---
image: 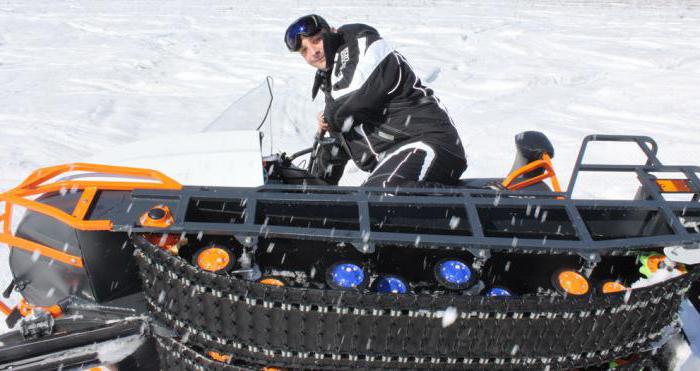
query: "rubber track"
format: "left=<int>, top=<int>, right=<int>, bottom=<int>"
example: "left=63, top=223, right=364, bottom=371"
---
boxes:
left=136, top=244, right=698, bottom=370
left=155, top=336, right=663, bottom=371
left=157, top=336, right=255, bottom=371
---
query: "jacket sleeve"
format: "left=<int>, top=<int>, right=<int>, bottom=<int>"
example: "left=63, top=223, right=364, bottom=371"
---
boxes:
left=309, top=137, right=350, bottom=185
left=324, top=27, right=403, bottom=132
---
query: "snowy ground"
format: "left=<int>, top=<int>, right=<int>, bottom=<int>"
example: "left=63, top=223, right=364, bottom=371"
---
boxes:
left=1, top=0, right=699, bottom=365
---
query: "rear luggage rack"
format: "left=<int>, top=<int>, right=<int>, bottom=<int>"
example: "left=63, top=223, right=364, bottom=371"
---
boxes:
left=0, top=163, right=181, bottom=268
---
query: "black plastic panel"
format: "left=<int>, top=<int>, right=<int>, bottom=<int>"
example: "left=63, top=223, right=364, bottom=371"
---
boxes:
left=11, top=191, right=139, bottom=306
left=477, top=206, right=578, bottom=240
left=578, top=207, right=674, bottom=240
left=369, top=204, right=471, bottom=236
left=78, top=230, right=139, bottom=303
left=185, top=198, right=245, bottom=224
left=255, top=201, right=360, bottom=230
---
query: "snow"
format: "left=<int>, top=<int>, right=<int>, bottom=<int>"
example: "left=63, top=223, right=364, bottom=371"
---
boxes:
left=96, top=334, right=146, bottom=364
left=1, top=0, right=699, bottom=361
left=630, top=266, right=684, bottom=289
left=440, top=306, right=458, bottom=328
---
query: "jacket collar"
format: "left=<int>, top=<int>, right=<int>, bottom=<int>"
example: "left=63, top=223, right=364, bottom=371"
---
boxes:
left=311, top=31, right=344, bottom=100
left=322, top=31, right=344, bottom=72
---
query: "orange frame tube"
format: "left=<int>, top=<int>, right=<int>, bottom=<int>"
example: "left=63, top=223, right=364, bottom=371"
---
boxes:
left=0, top=163, right=181, bottom=269
left=17, top=298, right=63, bottom=318
left=0, top=300, right=11, bottom=316
left=502, top=153, right=562, bottom=193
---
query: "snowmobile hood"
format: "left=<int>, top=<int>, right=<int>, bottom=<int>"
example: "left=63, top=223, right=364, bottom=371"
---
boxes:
left=88, top=130, right=264, bottom=187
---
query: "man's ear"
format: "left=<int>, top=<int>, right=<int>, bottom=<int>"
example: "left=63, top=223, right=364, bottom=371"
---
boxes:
left=331, top=27, right=337, bottom=32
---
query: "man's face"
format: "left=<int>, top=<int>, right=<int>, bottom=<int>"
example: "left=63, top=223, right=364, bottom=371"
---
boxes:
left=299, top=33, right=326, bottom=70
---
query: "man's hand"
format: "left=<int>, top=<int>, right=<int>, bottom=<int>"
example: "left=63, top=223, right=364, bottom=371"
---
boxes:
left=317, top=111, right=329, bottom=136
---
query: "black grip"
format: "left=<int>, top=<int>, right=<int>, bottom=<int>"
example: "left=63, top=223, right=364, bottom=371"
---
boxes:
left=5, top=307, right=22, bottom=329
left=3, top=280, right=15, bottom=299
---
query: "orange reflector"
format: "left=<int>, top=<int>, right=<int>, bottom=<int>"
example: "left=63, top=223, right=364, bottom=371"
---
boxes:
left=555, top=270, right=590, bottom=296
left=139, top=205, right=174, bottom=228
left=207, top=350, right=232, bottom=363
left=196, top=247, right=231, bottom=272
left=602, top=281, right=627, bottom=294
left=656, top=179, right=692, bottom=193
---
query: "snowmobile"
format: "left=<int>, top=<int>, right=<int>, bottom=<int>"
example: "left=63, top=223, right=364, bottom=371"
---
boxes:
left=1, top=78, right=699, bottom=370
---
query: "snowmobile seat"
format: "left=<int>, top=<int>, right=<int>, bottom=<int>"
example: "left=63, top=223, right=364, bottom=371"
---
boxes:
left=456, top=131, right=556, bottom=192
left=457, top=178, right=503, bottom=189
left=510, top=131, right=555, bottom=177
left=457, top=177, right=551, bottom=192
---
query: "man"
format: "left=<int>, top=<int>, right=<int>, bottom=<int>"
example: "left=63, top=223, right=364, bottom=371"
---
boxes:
left=284, top=14, right=467, bottom=187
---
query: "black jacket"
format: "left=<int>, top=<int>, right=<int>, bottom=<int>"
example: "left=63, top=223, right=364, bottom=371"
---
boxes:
left=314, top=24, right=466, bottom=178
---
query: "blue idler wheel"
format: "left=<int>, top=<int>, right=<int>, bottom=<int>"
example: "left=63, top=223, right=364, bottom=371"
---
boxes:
left=433, top=259, right=476, bottom=290
left=373, top=275, right=409, bottom=294
left=326, top=262, right=367, bottom=290
left=486, top=287, right=513, bottom=297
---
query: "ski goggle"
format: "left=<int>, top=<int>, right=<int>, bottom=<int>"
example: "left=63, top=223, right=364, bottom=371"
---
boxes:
left=284, top=15, right=326, bottom=52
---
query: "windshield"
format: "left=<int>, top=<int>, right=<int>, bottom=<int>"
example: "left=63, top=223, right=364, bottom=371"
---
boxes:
left=199, top=76, right=323, bottom=163
left=203, top=76, right=274, bottom=133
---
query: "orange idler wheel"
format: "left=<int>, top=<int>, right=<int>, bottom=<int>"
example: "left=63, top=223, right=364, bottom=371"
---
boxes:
left=553, top=269, right=591, bottom=296
left=193, top=246, right=234, bottom=273
left=646, top=255, right=666, bottom=272
left=601, top=281, right=627, bottom=294
left=207, top=350, right=232, bottom=363
left=259, top=277, right=285, bottom=287
left=145, top=233, right=181, bottom=248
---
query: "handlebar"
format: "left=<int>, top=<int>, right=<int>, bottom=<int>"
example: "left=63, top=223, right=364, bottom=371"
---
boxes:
left=288, top=147, right=313, bottom=162
left=285, top=133, right=338, bottom=172
left=307, top=133, right=322, bottom=173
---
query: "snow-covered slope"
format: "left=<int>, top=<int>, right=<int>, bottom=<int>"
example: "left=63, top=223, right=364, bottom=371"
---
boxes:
left=1, top=0, right=699, bottom=364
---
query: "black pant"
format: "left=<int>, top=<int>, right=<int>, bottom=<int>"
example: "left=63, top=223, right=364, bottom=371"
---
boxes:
left=363, top=141, right=466, bottom=187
